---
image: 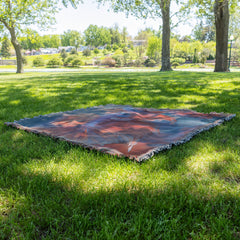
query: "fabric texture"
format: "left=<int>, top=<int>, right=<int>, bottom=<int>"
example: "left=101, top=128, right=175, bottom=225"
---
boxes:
left=5, top=105, right=235, bottom=162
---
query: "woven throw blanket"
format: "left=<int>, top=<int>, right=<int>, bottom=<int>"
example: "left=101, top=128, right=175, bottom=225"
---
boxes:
left=5, top=105, right=235, bottom=162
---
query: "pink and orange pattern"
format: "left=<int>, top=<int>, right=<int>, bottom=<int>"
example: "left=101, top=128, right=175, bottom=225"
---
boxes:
left=5, top=105, right=235, bottom=161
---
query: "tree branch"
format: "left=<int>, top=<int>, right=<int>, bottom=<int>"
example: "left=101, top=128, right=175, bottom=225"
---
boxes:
left=0, top=17, right=11, bottom=30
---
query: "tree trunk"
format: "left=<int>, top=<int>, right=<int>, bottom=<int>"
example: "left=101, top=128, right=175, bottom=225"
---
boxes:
left=9, top=27, right=24, bottom=73
left=214, top=0, right=229, bottom=72
left=160, top=0, right=172, bottom=71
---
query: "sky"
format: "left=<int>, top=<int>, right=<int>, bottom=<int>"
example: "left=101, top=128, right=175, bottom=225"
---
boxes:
left=40, top=1, right=195, bottom=37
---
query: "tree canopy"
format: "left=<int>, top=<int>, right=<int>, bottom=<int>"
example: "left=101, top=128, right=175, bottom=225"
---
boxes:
left=229, top=5, right=240, bottom=40
left=0, top=36, right=11, bottom=59
left=84, top=25, right=111, bottom=47
left=61, top=30, right=83, bottom=49
left=0, top=0, right=59, bottom=30
left=0, top=0, right=82, bottom=73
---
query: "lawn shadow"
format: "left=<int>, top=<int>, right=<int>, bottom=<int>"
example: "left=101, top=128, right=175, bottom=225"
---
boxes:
left=1, top=152, right=240, bottom=239
left=1, top=71, right=240, bottom=239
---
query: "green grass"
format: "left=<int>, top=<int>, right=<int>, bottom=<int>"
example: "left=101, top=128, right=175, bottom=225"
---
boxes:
left=0, top=65, right=17, bottom=69
left=176, top=63, right=215, bottom=69
left=0, top=71, right=239, bottom=239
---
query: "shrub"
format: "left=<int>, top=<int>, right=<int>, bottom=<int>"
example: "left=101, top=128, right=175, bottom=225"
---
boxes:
left=147, top=36, right=161, bottom=62
left=129, top=43, right=134, bottom=50
left=102, top=57, right=116, bottom=67
left=122, top=47, right=128, bottom=53
left=208, top=54, right=215, bottom=60
left=144, top=58, right=156, bottom=67
left=133, top=58, right=143, bottom=67
left=123, top=53, right=130, bottom=67
left=70, top=48, right=78, bottom=55
left=170, top=58, right=185, bottom=65
left=126, top=60, right=134, bottom=67
left=71, top=57, right=83, bottom=67
left=64, top=56, right=83, bottom=67
left=232, top=48, right=240, bottom=62
left=106, top=45, right=112, bottom=51
left=103, top=49, right=108, bottom=55
left=60, top=49, right=68, bottom=60
left=173, top=50, right=187, bottom=59
left=64, top=56, right=75, bottom=66
left=82, top=49, right=91, bottom=57
left=94, top=58, right=101, bottom=66
left=193, top=49, right=199, bottom=63
left=112, top=44, right=119, bottom=51
left=114, top=49, right=124, bottom=55
left=112, top=55, right=123, bottom=67
left=120, top=43, right=126, bottom=48
left=22, top=56, right=28, bottom=65
left=94, top=48, right=99, bottom=54
left=47, top=57, right=62, bottom=68
left=171, top=62, right=180, bottom=68
left=33, top=56, right=45, bottom=67
left=193, top=54, right=199, bottom=63
left=200, top=56, right=207, bottom=64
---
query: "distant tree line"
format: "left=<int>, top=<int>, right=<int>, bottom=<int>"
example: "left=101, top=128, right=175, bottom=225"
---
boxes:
left=13, top=25, right=130, bottom=52
left=0, top=0, right=239, bottom=73
left=0, top=22, right=230, bottom=53
left=2, top=26, right=240, bottom=67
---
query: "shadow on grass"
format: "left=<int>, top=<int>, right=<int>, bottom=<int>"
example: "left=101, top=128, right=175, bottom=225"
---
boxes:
left=1, top=72, right=238, bottom=117
left=1, top=148, right=240, bottom=239
left=0, top=71, right=240, bottom=239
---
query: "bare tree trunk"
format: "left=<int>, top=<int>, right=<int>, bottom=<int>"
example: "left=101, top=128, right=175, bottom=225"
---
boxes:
left=9, top=27, right=24, bottom=73
left=214, top=0, right=229, bottom=72
left=160, top=0, right=172, bottom=71
left=0, top=17, right=24, bottom=73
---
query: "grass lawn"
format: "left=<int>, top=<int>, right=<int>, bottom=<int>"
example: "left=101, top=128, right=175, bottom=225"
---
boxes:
left=0, top=71, right=239, bottom=239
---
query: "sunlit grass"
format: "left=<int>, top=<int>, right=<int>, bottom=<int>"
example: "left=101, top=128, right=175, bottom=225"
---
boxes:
left=0, top=71, right=239, bottom=239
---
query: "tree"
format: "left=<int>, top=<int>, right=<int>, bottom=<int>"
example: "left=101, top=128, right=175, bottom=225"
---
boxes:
left=96, top=0, right=177, bottom=71
left=40, top=34, right=61, bottom=48
left=1, top=36, right=11, bottom=59
left=0, top=0, right=82, bottom=73
left=60, top=49, right=68, bottom=60
left=134, top=28, right=154, bottom=44
left=229, top=5, right=240, bottom=40
left=0, top=0, right=60, bottom=73
left=159, top=0, right=172, bottom=71
left=188, top=0, right=239, bottom=72
left=84, top=25, right=111, bottom=47
left=146, top=36, right=162, bottom=63
left=214, top=0, right=229, bottom=71
left=121, top=27, right=128, bottom=44
left=109, top=24, right=121, bottom=45
left=20, top=29, right=42, bottom=51
left=180, top=35, right=193, bottom=42
left=193, top=21, right=215, bottom=42
left=61, top=30, right=83, bottom=49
